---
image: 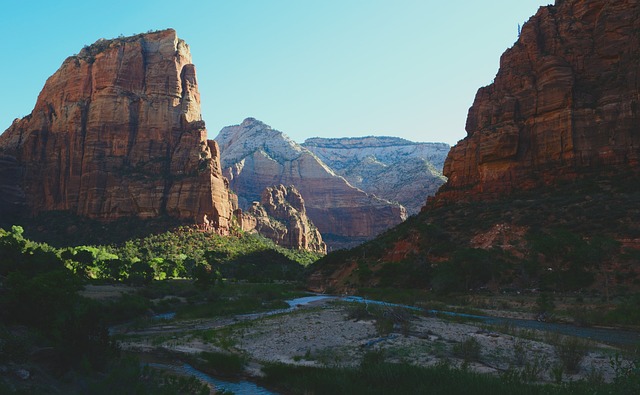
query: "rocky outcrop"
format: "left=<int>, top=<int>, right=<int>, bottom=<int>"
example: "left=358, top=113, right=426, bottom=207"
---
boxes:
left=0, top=30, right=237, bottom=233
left=431, top=0, right=640, bottom=206
left=242, top=185, right=326, bottom=253
left=303, top=137, right=449, bottom=215
left=215, top=118, right=407, bottom=249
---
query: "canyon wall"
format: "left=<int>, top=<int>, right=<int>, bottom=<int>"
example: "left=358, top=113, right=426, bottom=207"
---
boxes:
left=0, top=29, right=237, bottom=233
left=431, top=0, right=640, bottom=206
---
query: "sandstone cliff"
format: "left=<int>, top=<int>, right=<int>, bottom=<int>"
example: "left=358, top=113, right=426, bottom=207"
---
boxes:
left=242, top=185, right=326, bottom=253
left=431, top=0, right=640, bottom=206
left=0, top=30, right=237, bottom=233
left=303, top=137, right=448, bottom=215
left=309, top=0, right=640, bottom=294
left=215, top=118, right=407, bottom=249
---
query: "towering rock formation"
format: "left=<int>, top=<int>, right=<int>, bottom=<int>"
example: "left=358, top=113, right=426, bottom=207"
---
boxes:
left=0, top=29, right=237, bottom=233
left=243, top=185, right=326, bottom=253
left=303, top=137, right=449, bottom=215
left=432, top=0, right=640, bottom=206
left=215, top=118, right=407, bottom=249
left=309, top=0, right=640, bottom=293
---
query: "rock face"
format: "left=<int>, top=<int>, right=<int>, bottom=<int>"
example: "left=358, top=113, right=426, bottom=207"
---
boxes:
left=432, top=0, right=640, bottom=206
left=215, top=118, right=407, bottom=249
left=303, top=137, right=449, bottom=215
left=243, top=185, right=326, bottom=253
left=0, top=155, right=26, bottom=229
left=0, top=30, right=237, bottom=233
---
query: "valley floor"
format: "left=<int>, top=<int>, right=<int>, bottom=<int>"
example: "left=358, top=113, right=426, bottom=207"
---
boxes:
left=116, top=295, right=633, bottom=388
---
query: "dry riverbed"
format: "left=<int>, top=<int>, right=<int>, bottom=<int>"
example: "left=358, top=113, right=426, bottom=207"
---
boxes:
left=117, top=298, right=634, bottom=385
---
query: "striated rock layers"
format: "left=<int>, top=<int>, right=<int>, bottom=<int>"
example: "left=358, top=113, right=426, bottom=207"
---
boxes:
left=243, top=185, right=326, bottom=254
left=303, top=137, right=449, bottom=215
left=432, top=0, right=640, bottom=206
left=0, top=29, right=237, bottom=233
left=215, top=118, right=407, bottom=249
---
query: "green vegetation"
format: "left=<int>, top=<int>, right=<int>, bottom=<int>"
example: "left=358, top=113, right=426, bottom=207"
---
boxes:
left=452, top=337, right=483, bottom=362
left=0, top=224, right=318, bottom=392
left=313, top=174, right=640, bottom=302
left=260, top=358, right=639, bottom=395
left=551, top=336, right=589, bottom=374
left=194, top=351, right=248, bottom=376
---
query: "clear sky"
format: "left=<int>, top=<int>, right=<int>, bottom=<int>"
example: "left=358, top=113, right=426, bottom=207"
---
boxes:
left=0, top=1, right=551, bottom=146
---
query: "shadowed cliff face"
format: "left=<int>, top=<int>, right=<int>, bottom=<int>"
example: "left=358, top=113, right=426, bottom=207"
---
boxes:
left=0, top=29, right=236, bottom=233
left=431, top=0, right=640, bottom=206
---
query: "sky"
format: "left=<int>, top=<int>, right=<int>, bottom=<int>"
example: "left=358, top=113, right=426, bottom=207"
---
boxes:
left=0, top=1, right=551, bottom=146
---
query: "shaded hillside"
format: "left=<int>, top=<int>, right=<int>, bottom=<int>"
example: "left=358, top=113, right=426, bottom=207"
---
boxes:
left=309, top=174, right=640, bottom=293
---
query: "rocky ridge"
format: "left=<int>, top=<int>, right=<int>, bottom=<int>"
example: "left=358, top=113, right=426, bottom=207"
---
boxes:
left=215, top=118, right=407, bottom=249
left=0, top=30, right=237, bottom=234
left=242, top=185, right=326, bottom=253
left=303, top=137, right=449, bottom=215
left=432, top=0, right=640, bottom=206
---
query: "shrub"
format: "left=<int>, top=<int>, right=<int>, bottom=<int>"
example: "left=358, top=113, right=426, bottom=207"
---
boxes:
left=554, top=337, right=588, bottom=374
left=452, top=337, right=482, bottom=362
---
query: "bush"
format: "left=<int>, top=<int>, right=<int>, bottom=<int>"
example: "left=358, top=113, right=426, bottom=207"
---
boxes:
left=198, top=351, right=247, bottom=376
left=554, top=337, right=588, bottom=374
left=453, top=337, right=482, bottom=362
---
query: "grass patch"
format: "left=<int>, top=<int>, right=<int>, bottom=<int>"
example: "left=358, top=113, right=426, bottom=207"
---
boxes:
left=175, top=283, right=305, bottom=319
left=259, top=360, right=624, bottom=395
left=196, top=351, right=247, bottom=376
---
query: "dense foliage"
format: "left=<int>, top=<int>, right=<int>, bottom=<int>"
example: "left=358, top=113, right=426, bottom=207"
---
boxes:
left=261, top=357, right=640, bottom=395
left=0, top=224, right=318, bottom=392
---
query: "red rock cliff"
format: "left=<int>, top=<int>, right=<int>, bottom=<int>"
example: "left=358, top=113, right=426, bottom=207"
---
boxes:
left=244, top=185, right=326, bottom=254
left=0, top=29, right=236, bottom=232
left=431, top=0, right=640, bottom=205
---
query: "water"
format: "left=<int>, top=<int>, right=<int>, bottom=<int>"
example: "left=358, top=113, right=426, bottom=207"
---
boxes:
left=148, top=363, right=278, bottom=395
left=152, top=312, right=176, bottom=320
left=144, top=293, right=639, bottom=394
left=339, top=295, right=640, bottom=346
left=152, top=293, right=640, bottom=346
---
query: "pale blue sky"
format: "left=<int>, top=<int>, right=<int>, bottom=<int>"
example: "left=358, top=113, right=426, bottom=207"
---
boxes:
left=0, top=1, right=550, bottom=145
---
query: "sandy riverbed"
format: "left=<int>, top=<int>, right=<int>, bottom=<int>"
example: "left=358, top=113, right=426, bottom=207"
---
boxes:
left=118, top=298, right=630, bottom=384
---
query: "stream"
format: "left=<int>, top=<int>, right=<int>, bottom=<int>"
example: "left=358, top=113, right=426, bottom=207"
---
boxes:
left=340, top=295, right=640, bottom=346
left=143, top=294, right=640, bottom=393
left=147, top=363, right=277, bottom=395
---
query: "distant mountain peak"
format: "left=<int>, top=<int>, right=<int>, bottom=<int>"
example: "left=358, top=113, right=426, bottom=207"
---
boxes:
left=215, top=119, right=407, bottom=250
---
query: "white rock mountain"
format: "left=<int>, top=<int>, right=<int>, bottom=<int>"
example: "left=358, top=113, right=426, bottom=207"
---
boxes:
left=303, top=137, right=449, bottom=215
left=215, top=118, right=407, bottom=250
